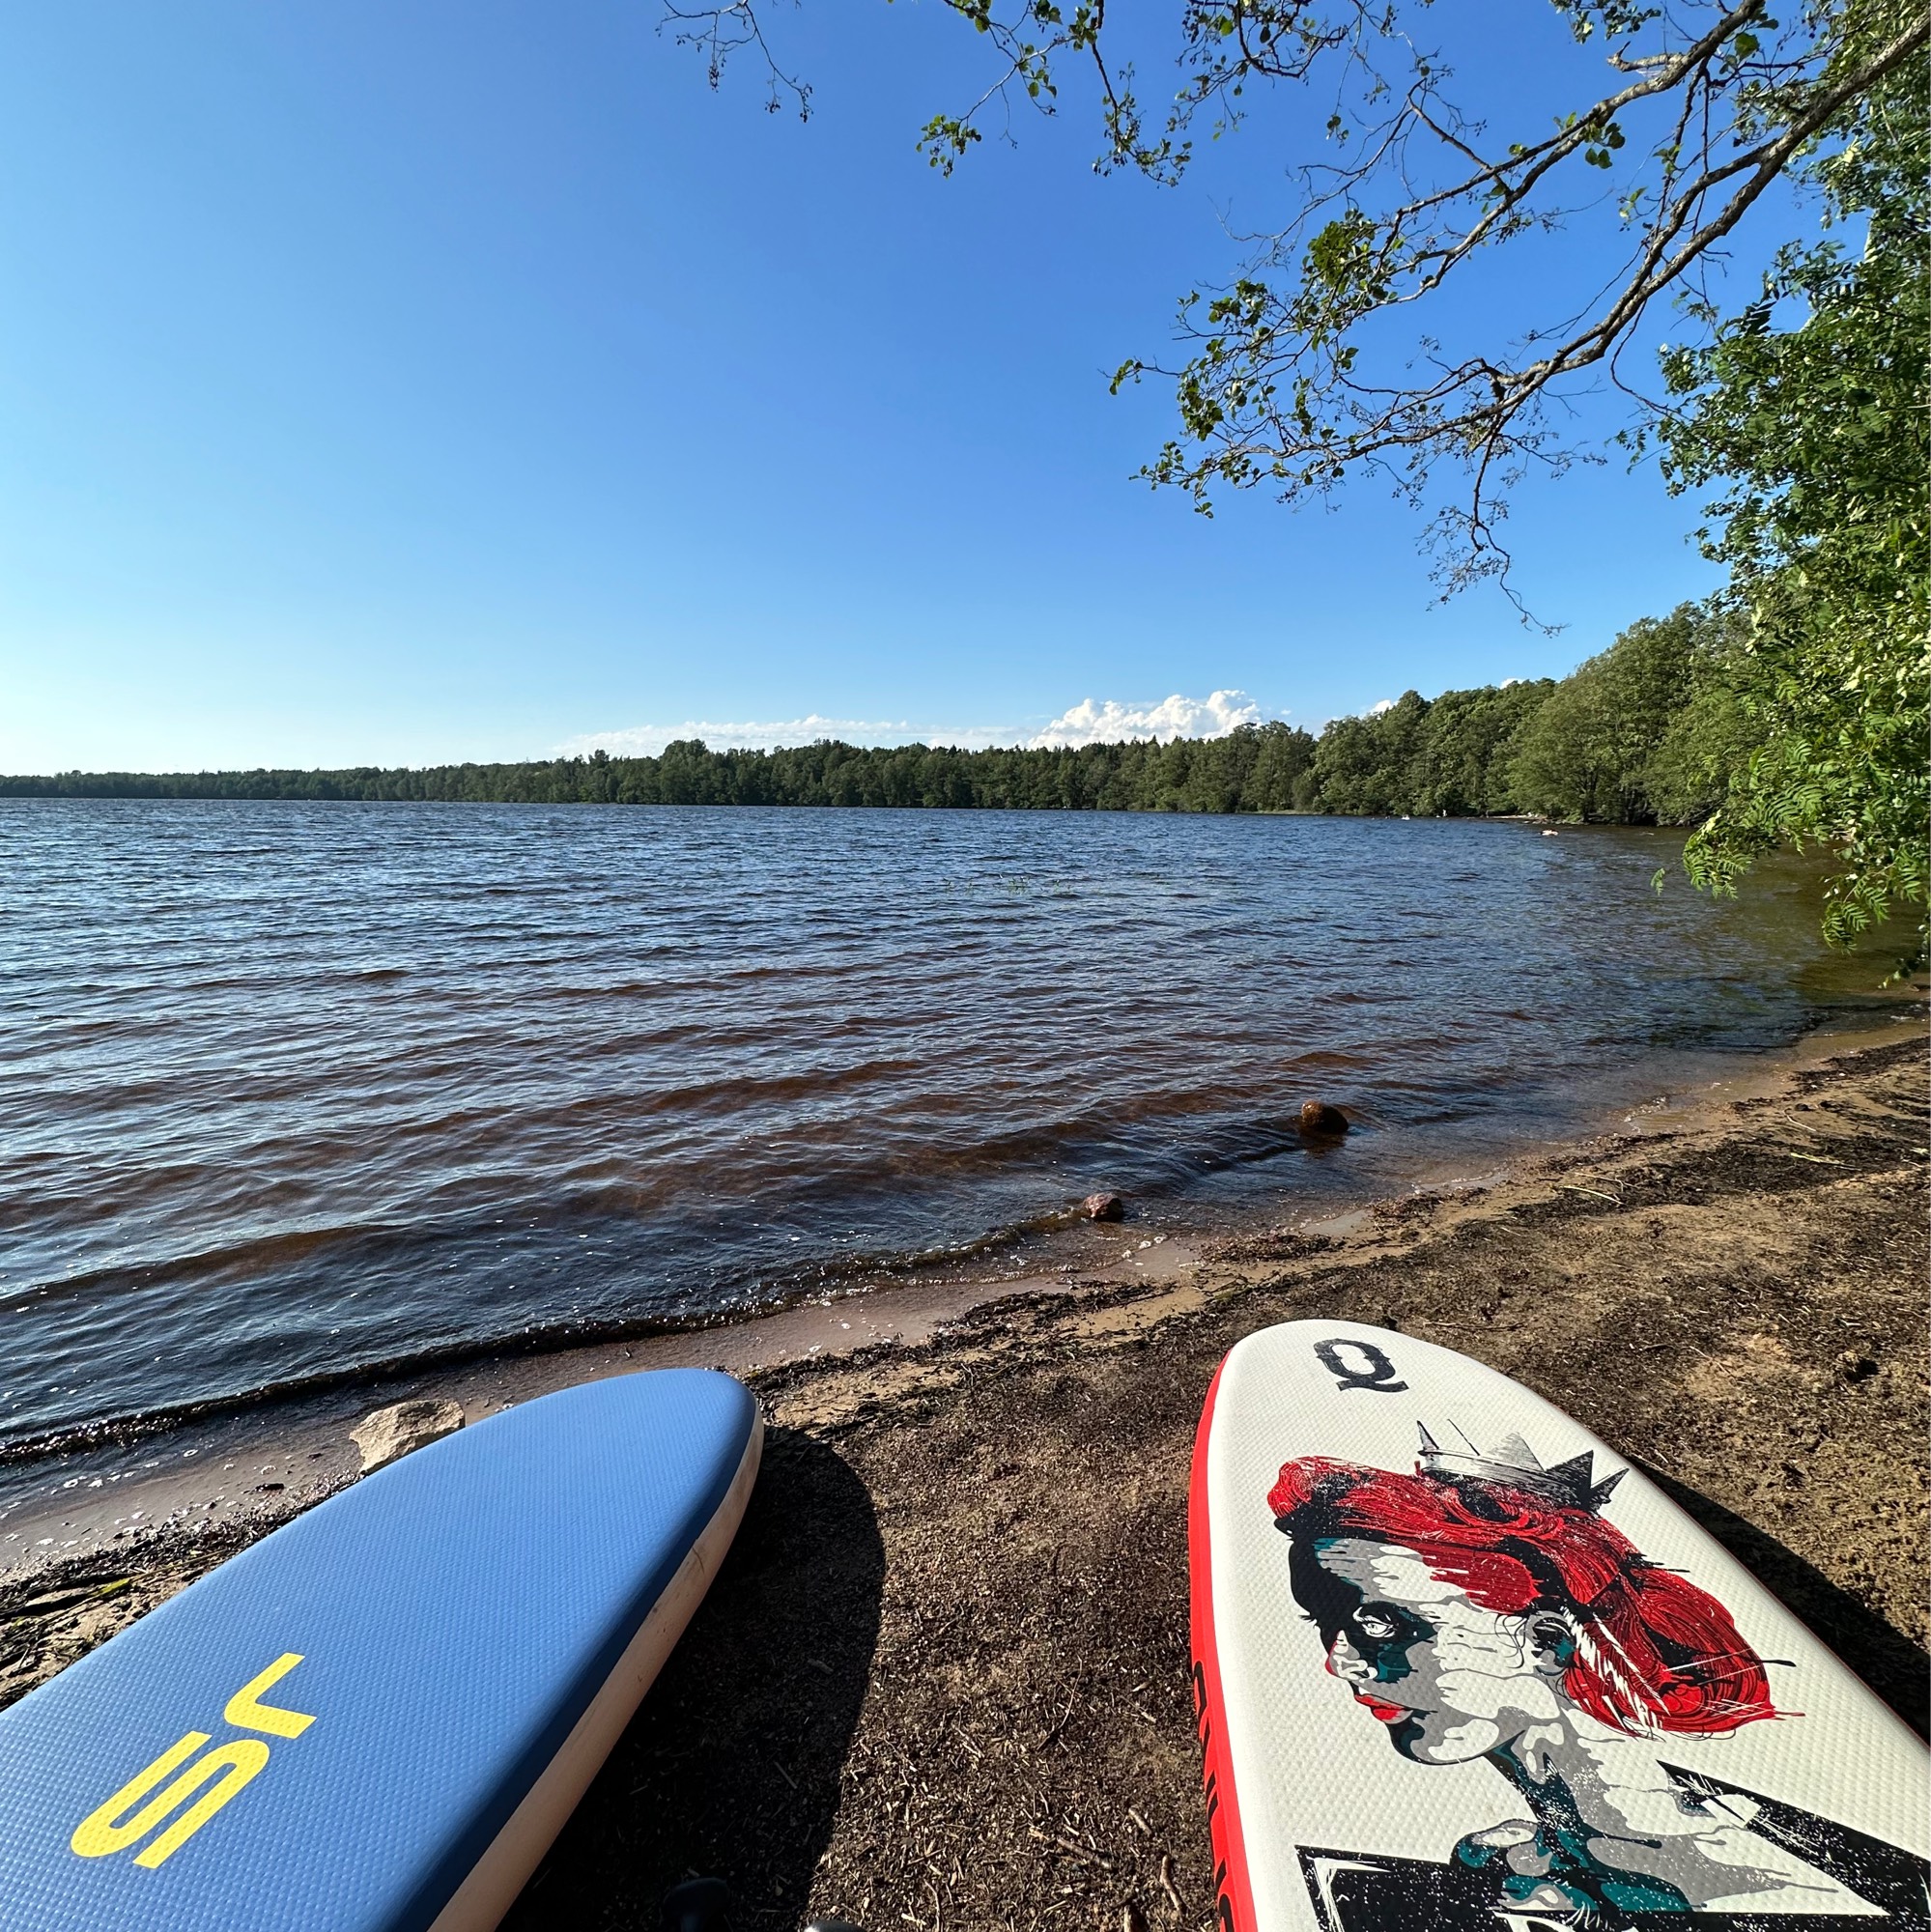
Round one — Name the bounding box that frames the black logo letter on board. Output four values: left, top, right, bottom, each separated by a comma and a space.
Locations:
1314, 1337, 1407, 1394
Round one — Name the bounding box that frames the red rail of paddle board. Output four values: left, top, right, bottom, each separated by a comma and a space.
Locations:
1188, 1357, 1257, 1932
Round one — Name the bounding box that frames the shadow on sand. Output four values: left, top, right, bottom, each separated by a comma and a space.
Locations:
501, 1425, 885, 1932
1644, 1464, 1928, 1741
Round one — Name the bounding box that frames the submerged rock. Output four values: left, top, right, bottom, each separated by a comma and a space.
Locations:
1081, 1191, 1125, 1222
1298, 1100, 1350, 1137
351, 1398, 465, 1473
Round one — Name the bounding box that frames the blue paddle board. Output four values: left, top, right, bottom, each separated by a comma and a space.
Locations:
0, 1367, 762, 1931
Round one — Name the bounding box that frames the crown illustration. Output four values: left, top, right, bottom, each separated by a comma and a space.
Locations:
1417, 1423, 1626, 1513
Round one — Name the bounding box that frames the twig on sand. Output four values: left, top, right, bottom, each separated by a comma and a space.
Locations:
1159, 1854, 1185, 1916
1028, 1827, 1113, 1871
1554, 1182, 1622, 1205
1038, 1690, 1078, 1747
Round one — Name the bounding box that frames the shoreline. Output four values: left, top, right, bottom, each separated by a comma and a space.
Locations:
1, 1021, 1921, 1925
1, 1008, 1917, 1580
9, 803, 1910, 1488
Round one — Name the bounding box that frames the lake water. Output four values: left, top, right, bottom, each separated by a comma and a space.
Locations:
0, 800, 1893, 1452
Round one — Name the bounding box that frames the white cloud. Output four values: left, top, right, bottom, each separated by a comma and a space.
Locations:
1366, 697, 1398, 716
556, 716, 928, 757
557, 690, 1279, 757
1027, 690, 1267, 749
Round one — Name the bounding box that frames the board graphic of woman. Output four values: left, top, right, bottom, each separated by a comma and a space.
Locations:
1268, 1430, 1860, 1918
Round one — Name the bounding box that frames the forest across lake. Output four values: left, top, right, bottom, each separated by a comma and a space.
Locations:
5, 606, 1743, 826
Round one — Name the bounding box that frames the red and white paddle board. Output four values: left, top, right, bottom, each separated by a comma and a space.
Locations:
1188, 1320, 1928, 1931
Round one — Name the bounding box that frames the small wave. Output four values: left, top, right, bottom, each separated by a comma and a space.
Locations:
0, 1208, 1090, 1464
0, 804, 1855, 1448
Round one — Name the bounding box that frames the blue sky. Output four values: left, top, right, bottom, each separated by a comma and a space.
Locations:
0, 2, 1773, 771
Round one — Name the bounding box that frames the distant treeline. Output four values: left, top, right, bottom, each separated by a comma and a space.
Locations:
7, 606, 1748, 823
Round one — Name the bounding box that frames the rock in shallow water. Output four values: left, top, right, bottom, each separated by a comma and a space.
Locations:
1081, 1191, 1125, 1222
1298, 1100, 1349, 1137
351, 1398, 465, 1472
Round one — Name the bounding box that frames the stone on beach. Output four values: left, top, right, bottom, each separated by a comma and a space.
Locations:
1081, 1191, 1125, 1222
1298, 1100, 1349, 1137
351, 1398, 466, 1473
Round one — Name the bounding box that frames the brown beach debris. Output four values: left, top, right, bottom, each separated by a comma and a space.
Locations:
1081, 1192, 1126, 1222
1555, 1181, 1622, 1205
14, 1579, 128, 1619
350, 1399, 465, 1473
1158, 1855, 1185, 1916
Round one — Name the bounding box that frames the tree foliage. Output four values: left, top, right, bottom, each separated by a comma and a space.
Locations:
1509, 604, 1748, 822
670, 0, 1928, 593
1, 727, 1319, 813
10, 609, 1738, 824
666, 0, 1928, 961
1654, 35, 1928, 960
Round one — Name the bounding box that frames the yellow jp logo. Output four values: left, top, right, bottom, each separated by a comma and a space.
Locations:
70, 1653, 316, 1870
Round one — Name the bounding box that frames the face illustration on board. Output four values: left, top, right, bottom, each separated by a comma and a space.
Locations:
1288, 1535, 1569, 1764
1259, 1409, 1928, 1921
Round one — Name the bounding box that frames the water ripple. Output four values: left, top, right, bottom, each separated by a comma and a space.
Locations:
0, 798, 1888, 1448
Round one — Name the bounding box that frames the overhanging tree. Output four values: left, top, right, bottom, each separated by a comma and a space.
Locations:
1656, 43, 1927, 960
667, 0, 1929, 954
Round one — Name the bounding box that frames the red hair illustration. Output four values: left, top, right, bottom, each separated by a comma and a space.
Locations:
1268, 1454, 1776, 1738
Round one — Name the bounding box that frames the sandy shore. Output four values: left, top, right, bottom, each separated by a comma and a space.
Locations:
2, 1021, 1923, 1930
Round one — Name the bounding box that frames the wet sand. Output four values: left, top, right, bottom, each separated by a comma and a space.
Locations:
1, 1021, 1924, 1930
